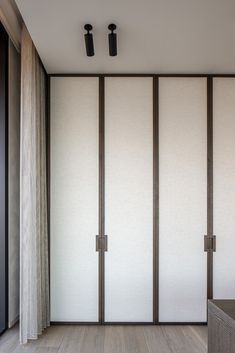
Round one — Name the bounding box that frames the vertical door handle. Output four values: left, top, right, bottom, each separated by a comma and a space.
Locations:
204, 235, 216, 252
96, 235, 108, 252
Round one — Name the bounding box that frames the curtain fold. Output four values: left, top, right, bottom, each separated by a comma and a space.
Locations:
20, 25, 49, 344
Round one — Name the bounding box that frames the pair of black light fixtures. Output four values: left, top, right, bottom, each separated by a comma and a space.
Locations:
84, 23, 117, 57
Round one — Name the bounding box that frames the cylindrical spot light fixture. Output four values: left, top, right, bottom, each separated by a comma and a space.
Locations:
84, 24, 94, 56
108, 24, 117, 56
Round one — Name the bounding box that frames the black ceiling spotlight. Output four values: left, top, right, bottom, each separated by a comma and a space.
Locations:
84, 24, 94, 56
108, 23, 117, 56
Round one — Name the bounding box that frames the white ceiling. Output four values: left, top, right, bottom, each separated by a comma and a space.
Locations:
15, 0, 235, 74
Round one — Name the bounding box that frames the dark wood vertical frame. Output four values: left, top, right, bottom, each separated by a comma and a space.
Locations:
207, 77, 214, 300
99, 76, 105, 323
153, 76, 159, 324
0, 23, 8, 335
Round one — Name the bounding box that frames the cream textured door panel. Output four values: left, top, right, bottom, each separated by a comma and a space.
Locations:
213, 78, 235, 299
50, 77, 99, 321
104, 77, 153, 322
159, 78, 207, 322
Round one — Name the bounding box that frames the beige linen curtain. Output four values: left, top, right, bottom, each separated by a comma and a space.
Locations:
20, 25, 49, 344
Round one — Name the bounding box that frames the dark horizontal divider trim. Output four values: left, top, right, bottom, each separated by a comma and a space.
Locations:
51, 321, 101, 325
49, 74, 154, 77
49, 74, 235, 78
51, 321, 206, 325
50, 321, 154, 325
103, 322, 154, 325
159, 322, 207, 326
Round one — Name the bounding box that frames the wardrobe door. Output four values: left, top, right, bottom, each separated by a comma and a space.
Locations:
159, 78, 207, 322
50, 77, 99, 321
213, 78, 235, 298
105, 77, 153, 322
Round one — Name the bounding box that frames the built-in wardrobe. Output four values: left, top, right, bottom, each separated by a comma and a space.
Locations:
49, 75, 235, 324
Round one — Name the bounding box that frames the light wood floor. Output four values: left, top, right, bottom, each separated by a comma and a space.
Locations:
0, 324, 207, 353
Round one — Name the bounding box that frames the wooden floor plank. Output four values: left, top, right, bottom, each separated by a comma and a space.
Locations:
11, 343, 38, 353
58, 326, 86, 353
161, 326, 207, 353
189, 326, 208, 347
0, 326, 19, 353
33, 326, 67, 349
34, 348, 58, 353
181, 326, 207, 353
122, 326, 150, 353
104, 326, 125, 353
143, 326, 172, 353
0, 325, 208, 353
79, 326, 105, 353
